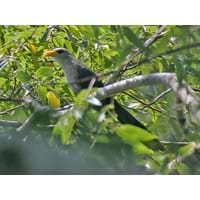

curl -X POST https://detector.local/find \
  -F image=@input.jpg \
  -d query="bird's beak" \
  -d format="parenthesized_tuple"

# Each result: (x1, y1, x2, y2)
(43, 50, 58, 57)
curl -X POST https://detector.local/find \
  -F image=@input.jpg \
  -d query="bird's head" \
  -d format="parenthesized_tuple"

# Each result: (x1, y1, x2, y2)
(44, 48, 71, 65)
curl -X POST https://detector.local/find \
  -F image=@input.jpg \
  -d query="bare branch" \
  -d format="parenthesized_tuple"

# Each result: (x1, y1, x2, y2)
(95, 73, 176, 99)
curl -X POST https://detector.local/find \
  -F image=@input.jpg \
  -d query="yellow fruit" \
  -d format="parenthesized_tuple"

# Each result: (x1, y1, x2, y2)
(47, 91, 61, 109)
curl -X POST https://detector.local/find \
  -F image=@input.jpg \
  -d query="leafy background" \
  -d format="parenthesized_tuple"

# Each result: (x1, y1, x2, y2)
(1, 25, 200, 174)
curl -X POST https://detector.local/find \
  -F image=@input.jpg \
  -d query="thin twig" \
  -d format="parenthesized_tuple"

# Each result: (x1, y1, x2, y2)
(8, 77, 17, 97)
(123, 91, 176, 118)
(107, 25, 167, 84)
(0, 97, 23, 102)
(0, 104, 25, 115)
(126, 42, 200, 72)
(144, 88, 172, 107)
(160, 140, 190, 145)
(0, 119, 21, 127)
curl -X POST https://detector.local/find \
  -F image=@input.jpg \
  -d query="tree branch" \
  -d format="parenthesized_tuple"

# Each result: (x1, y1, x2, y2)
(3, 73, 200, 130)
(93, 72, 200, 123)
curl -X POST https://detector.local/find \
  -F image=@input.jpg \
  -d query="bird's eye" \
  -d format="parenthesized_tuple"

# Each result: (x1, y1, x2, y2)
(56, 49, 65, 54)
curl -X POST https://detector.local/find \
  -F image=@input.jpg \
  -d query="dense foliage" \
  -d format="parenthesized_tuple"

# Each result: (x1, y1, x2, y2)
(1, 25, 200, 174)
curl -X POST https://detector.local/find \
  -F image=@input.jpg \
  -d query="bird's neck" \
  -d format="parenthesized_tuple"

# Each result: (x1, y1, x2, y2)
(59, 58, 80, 93)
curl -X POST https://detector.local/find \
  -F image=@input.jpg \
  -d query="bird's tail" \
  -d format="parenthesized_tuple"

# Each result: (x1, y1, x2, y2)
(114, 100, 146, 130)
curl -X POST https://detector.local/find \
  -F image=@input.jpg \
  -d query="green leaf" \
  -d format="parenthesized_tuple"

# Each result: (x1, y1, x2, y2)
(63, 40, 74, 53)
(37, 85, 48, 105)
(175, 60, 186, 85)
(10, 108, 29, 122)
(115, 124, 157, 145)
(40, 26, 57, 43)
(132, 142, 154, 155)
(95, 135, 110, 144)
(0, 77, 7, 88)
(77, 26, 95, 38)
(35, 67, 54, 78)
(176, 163, 191, 175)
(74, 90, 89, 109)
(16, 69, 30, 81)
(178, 143, 195, 158)
(68, 26, 82, 38)
(53, 113, 76, 144)
(123, 27, 143, 48)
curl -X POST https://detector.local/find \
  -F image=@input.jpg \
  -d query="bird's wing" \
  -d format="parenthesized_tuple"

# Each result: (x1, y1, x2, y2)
(76, 64, 104, 89)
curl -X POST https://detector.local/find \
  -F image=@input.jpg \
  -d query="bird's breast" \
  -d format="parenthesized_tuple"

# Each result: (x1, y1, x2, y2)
(63, 65, 81, 93)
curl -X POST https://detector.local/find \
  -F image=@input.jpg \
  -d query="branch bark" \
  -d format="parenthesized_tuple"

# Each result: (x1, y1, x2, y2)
(93, 73, 200, 123)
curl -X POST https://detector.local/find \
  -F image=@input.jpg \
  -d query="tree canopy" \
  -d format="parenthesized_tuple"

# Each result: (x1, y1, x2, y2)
(1, 25, 200, 174)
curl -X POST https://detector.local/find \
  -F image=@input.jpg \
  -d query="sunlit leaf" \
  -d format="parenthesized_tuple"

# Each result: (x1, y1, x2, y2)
(0, 77, 7, 88)
(115, 124, 157, 145)
(35, 67, 54, 78)
(123, 26, 144, 48)
(40, 25, 58, 42)
(132, 142, 154, 155)
(53, 113, 76, 144)
(16, 69, 30, 81)
(37, 85, 48, 104)
(178, 143, 195, 158)
(27, 43, 37, 53)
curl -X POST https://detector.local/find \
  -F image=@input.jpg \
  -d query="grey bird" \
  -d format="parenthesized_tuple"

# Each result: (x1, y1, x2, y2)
(44, 47, 146, 130)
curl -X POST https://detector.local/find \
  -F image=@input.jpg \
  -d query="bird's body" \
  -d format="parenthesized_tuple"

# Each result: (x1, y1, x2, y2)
(44, 48, 146, 130)
(61, 57, 81, 92)
(47, 48, 102, 93)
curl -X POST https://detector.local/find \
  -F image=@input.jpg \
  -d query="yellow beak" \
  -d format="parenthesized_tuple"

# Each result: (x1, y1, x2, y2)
(43, 50, 58, 57)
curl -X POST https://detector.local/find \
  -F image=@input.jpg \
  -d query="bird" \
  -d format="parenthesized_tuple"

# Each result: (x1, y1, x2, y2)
(44, 47, 146, 130)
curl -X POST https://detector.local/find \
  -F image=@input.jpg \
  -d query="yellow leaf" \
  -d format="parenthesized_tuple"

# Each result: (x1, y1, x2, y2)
(47, 91, 61, 109)
(27, 43, 37, 53)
